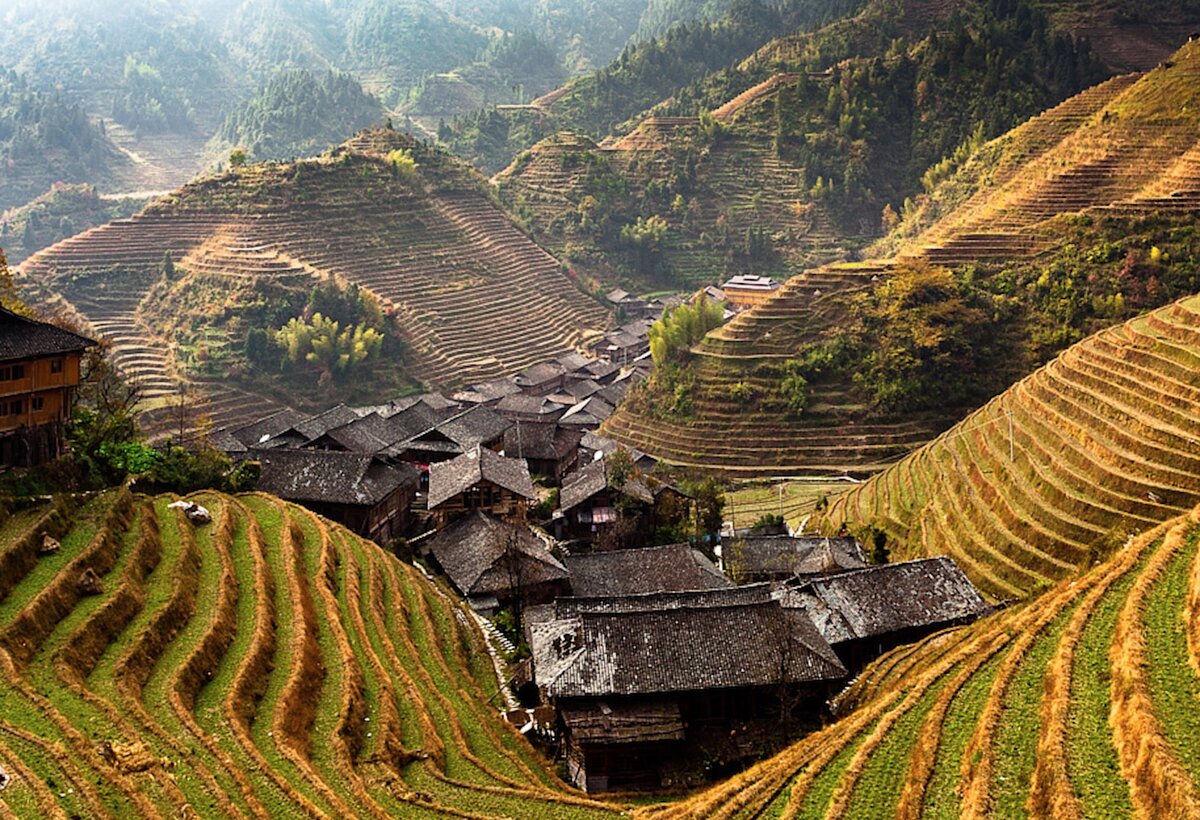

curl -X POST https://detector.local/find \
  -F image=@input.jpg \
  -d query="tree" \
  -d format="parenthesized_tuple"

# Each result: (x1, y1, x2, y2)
(68, 342, 147, 486)
(275, 312, 384, 385)
(161, 250, 175, 280)
(685, 476, 725, 542)
(0, 249, 35, 317)
(229, 148, 248, 168)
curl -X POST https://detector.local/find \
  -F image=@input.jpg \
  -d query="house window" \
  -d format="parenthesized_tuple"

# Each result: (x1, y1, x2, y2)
(9, 400, 22, 415)
(0, 365, 21, 380)
(31, 397, 44, 412)
(50, 358, 63, 374)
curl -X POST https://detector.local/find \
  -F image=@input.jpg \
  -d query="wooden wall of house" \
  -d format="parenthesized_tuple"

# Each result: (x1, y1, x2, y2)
(0, 352, 83, 435)
(433, 479, 528, 528)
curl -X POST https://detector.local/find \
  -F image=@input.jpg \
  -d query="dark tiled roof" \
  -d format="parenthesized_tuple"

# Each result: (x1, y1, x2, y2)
(594, 381, 629, 407)
(559, 458, 659, 512)
(427, 511, 567, 598)
(427, 446, 536, 508)
(229, 408, 310, 447)
(503, 422, 582, 462)
(452, 378, 522, 404)
(495, 394, 565, 419)
(382, 403, 442, 443)
(514, 361, 566, 387)
(311, 413, 394, 453)
(732, 536, 867, 578)
(532, 598, 845, 697)
(583, 359, 621, 382)
(558, 396, 615, 428)
(560, 699, 684, 745)
(210, 427, 248, 454)
(784, 557, 991, 645)
(436, 405, 513, 448)
(293, 404, 360, 442)
(556, 351, 594, 372)
(563, 544, 731, 598)
(565, 379, 602, 400)
(555, 584, 773, 618)
(606, 288, 632, 304)
(252, 448, 419, 506)
(0, 308, 94, 363)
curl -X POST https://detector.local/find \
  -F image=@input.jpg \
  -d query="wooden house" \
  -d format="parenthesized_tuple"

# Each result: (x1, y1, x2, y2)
(0, 307, 94, 467)
(556, 457, 686, 546)
(503, 422, 582, 484)
(494, 393, 566, 423)
(530, 586, 846, 792)
(562, 543, 730, 597)
(427, 445, 537, 529)
(720, 274, 780, 308)
(424, 510, 570, 613)
(779, 556, 991, 671)
(251, 447, 420, 543)
(514, 361, 567, 395)
(389, 405, 512, 465)
(589, 321, 651, 365)
(724, 535, 866, 583)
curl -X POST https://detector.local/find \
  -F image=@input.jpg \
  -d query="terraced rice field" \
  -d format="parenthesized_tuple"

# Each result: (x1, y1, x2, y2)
(607, 43, 1200, 479)
(0, 489, 624, 818)
(823, 294, 1200, 601)
(19, 128, 608, 430)
(604, 261, 954, 477)
(637, 502, 1200, 819)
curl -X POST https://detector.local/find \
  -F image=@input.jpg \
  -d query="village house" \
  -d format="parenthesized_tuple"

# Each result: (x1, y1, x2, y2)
(389, 404, 512, 465)
(557, 396, 615, 430)
(0, 307, 94, 467)
(452, 377, 523, 407)
(427, 445, 537, 529)
(250, 447, 420, 543)
(502, 422, 582, 484)
(555, 457, 687, 546)
(589, 320, 652, 365)
(423, 510, 570, 614)
(494, 393, 566, 423)
(724, 535, 867, 583)
(530, 585, 846, 792)
(721, 274, 781, 309)
(779, 556, 991, 671)
(562, 543, 731, 597)
(514, 361, 567, 395)
(228, 407, 309, 449)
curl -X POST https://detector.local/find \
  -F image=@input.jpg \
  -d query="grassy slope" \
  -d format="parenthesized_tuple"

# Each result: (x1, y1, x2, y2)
(0, 489, 624, 818)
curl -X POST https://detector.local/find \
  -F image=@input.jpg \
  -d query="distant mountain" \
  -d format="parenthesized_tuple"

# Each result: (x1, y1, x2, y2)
(215, 69, 386, 162)
(19, 129, 608, 431)
(602, 39, 1200, 479)
(0, 72, 133, 213)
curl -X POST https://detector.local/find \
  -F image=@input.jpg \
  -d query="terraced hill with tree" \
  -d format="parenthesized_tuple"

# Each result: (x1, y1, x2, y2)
(19, 129, 607, 431)
(637, 501, 1200, 818)
(496, 0, 1114, 290)
(0, 488, 624, 818)
(603, 42, 1200, 478)
(819, 293, 1200, 602)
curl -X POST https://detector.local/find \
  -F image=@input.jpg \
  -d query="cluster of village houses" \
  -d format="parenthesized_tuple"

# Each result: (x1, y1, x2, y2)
(0, 287, 991, 794)
(205, 280, 991, 793)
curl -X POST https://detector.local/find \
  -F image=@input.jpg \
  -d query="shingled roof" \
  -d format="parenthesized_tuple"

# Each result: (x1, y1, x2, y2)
(251, 448, 419, 507)
(503, 422, 582, 462)
(783, 557, 991, 645)
(309, 412, 395, 453)
(732, 535, 867, 578)
(229, 408, 309, 447)
(426, 511, 568, 599)
(293, 405, 361, 442)
(427, 445, 536, 509)
(0, 307, 94, 363)
(559, 458, 662, 512)
(563, 544, 731, 598)
(531, 596, 845, 698)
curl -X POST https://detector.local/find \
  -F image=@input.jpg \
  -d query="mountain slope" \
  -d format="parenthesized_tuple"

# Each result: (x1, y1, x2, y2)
(19, 129, 607, 430)
(603, 41, 1200, 478)
(819, 293, 1200, 601)
(0, 489, 622, 817)
(639, 502, 1200, 818)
